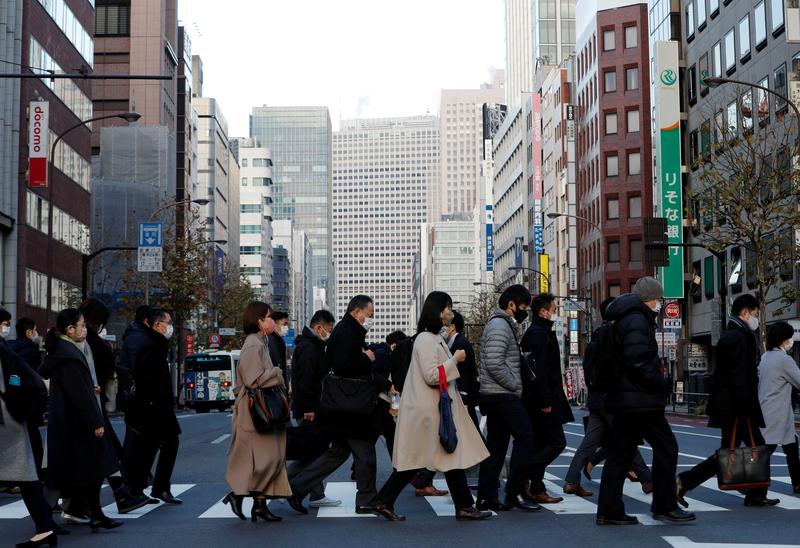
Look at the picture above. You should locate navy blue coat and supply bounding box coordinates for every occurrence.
[521,316,574,424]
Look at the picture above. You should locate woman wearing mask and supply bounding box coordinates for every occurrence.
[368,291,491,521]
[758,321,800,492]
[223,301,291,522]
[39,309,121,532]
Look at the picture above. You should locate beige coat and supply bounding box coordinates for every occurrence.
[225,333,292,497]
[392,331,489,472]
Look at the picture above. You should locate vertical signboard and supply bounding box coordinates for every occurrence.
[485,204,494,272]
[539,253,549,293]
[655,41,684,298]
[29,101,49,188]
[532,94,544,254]
[514,236,524,268]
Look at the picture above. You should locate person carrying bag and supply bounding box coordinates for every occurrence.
[438,364,458,453]
[716,418,770,491]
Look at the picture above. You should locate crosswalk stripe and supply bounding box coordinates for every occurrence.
[211,434,231,445]
[620,482,727,513]
[422,479,456,516]
[103,484,195,519]
[700,479,800,509]
[0,499,31,519]
[316,482,374,518]
[199,496,261,518]
[541,479,597,514]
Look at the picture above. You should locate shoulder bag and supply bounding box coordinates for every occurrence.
[437,364,458,453]
[716,417,770,491]
[248,385,290,432]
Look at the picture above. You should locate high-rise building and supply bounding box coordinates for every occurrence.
[272,219,312,330]
[249,106,333,307]
[176,26,198,234]
[575,0,653,306]
[439,71,505,217]
[234,138,274,299]
[427,218,481,309]
[333,116,439,340]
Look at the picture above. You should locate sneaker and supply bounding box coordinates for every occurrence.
[62,512,91,525]
[309,496,342,507]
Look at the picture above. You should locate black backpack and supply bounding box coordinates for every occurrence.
[389,335,418,393]
[0,345,47,425]
[582,323,623,393]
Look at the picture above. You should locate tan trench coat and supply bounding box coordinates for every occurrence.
[225,333,292,497]
[392,331,489,472]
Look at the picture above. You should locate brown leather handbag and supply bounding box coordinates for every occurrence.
[716,417,771,491]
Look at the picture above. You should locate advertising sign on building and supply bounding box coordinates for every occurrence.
[532,93,544,254]
[485,204,494,272]
[29,101,49,188]
[539,253,549,293]
[514,236,524,268]
[655,41,684,298]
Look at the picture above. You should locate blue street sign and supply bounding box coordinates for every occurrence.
[138,222,163,247]
[284,328,296,349]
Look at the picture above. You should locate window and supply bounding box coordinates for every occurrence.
[25,269,48,310]
[688,64,697,104]
[628,151,641,175]
[603,29,615,51]
[605,112,618,135]
[624,25,637,48]
[689,129,699,165]
[240,246,262,255]
[241,158,248,167]
[772,0,785,33]
[629,195,642,218]
[609,284,621,297]
[739,15,751,60]
[755,1,767,46]
[704,256,716,299]
[710,0,719,15]
[240,204,261,213]
[627,109,640,133]
[774,63,787,111]
[604,70,616,93]
[700,119,712,155]
[697,0,707,28]
[625,67,639,90]
[742,89,754,130]
[629,239,643,262]
[95,3,131,36]
[608,241,621,263]
[724,28,736,72]
[606,154,619,177]
[757,75,770,122]
[699,54,709,94]
[26,191,49,232]
[712,41,722,77]
[241,225,261,234]
[686,1,696,38]
[607,197,620,219]
[241,177,248,186]
[726,101,738,135]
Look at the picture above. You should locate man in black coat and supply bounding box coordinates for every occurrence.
[124,308,182,505]
[288,295,380,514]
[8,317,42,371]
[596,277,695,525]
[521,293,572,505]
[677,293,776,507]
[446,311,480,428]
[268,310,289,375]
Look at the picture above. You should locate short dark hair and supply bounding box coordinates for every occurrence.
[767,321,795,350]
[310,309,335,327]
[55,308,82,334]
[135,305,151,324]
[599,297,616,321]
[346,295,373,314]
[386,330,408,347]
[270,310,289,321]
[147,307,170,327]
[15,317,36,336]
[531,293,556,316]
[732,294,759,317]
[417,291,453,334]
[452,311,465,334]
[243,301,272,334]
[498,284,532,310]
[80,298,110,331]
[0,308,11,324]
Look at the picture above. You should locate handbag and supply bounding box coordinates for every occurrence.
[716,417,771,491]
[437,365,458,454]
[247,385,290,433]
[320,374,376,416]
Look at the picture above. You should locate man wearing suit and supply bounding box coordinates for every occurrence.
[445,311,480,428]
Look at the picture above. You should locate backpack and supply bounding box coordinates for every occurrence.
[0,345,47,425]
[389,334,418,393]
[582,323,623,393]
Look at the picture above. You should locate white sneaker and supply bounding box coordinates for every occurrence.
[62,512,91,524]
[309,496,342,507]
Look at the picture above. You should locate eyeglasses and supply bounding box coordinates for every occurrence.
[70,322,86,329]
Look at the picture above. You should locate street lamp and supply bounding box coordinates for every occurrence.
[148,197,210,222]
[507,266,551,292]
[45,111,141,324]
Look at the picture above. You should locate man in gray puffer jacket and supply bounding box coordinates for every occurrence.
[476,284,540,513]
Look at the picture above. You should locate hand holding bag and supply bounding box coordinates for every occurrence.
[716,417,771,491]
[437,364,458,454]
[320,374,377,416]
[248,385,290,433]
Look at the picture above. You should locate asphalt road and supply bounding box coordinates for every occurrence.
[3,410,800,548]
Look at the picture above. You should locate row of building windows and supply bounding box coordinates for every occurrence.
[95,3,130,36]
[240,246,262,255]
[240,158,273,167]
[686,0,784,49]
[241,177,272,187]
[25,268,79,312]
[52,206,90,254]
[604,150,642,178]
[51,131,91,191]
[603,109,640,136]
[240,204,262,213]
[29,38,93,121]
[38,0,94,65]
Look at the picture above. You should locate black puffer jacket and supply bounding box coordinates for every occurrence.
[604,293,666,412]
[291,327,327,418]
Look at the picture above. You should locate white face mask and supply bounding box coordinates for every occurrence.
[317,327,330,341]
[652,302,662,313]
[785,341,794,354]
[164,325,174,339]
[439,326,450,340]
[362,317,375,332]
[745,315,760,331]
[280,325,289,337]
[0,325,9,338]
[98,327,108,339]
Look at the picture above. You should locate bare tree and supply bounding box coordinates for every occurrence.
[463,288,499,365]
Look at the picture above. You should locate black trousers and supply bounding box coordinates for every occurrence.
[767,440,800,487]
[126,429,179,494]
[19,481,55,534]
[25,423,44,478]
[376,468,473,510]
[597,411,679,517]
[381,411,396,458]
[678,418,768,500]
[527,415,567,494]
[477,397,534,500]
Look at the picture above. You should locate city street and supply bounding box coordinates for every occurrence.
[3,410,800,547]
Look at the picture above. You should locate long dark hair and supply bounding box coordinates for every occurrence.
[45,308,83,353]
[417,291,453,334]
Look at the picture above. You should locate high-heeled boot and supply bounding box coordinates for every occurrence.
[222,492,246,520]
[251,497,281,522]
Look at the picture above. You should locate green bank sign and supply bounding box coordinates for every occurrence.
[656,41,683,299]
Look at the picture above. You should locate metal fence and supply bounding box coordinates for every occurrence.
[668,392,710,416]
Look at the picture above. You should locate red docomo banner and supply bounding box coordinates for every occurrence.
[29,101,49,188]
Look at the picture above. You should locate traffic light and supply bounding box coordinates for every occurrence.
[644,217,669,268]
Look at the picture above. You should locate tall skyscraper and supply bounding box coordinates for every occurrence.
[249,106,333,307]
[333,116,439,340]
[439,71,505,216]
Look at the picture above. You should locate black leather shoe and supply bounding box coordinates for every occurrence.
[370,503,406,521]
[354,505,375,514]
[89,517,123,532]
[222,492,246,520]
[476,498,513,512]
[505,494,542,512]
[15,532,57,547]
[152,491,182,505]
[653,509,696,522]
[251,498,282,522]
[455,507,492,521]
[287,495,308,515]
[596,514,639,525]
[116,493,152,514]
[744,497,780,507]
[675,477,689,508]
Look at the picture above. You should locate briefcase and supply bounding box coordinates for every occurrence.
[716,417,770,491]
[320,374,376,416]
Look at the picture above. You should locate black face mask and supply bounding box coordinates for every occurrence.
[513,306,529,324]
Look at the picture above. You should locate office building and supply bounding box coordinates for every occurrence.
[272,219,312,330]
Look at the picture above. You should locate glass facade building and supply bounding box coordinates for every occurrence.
[249,106,333,304]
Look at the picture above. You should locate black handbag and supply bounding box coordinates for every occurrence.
[320,374,376,416]
[437,365,458,453]
[716,417,771,491]
[247,385,290,433]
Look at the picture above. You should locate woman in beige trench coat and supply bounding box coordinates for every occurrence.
[223,301,292,522]
[368,291,491,522]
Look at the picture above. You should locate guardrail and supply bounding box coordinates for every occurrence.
[667,392,709,416]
